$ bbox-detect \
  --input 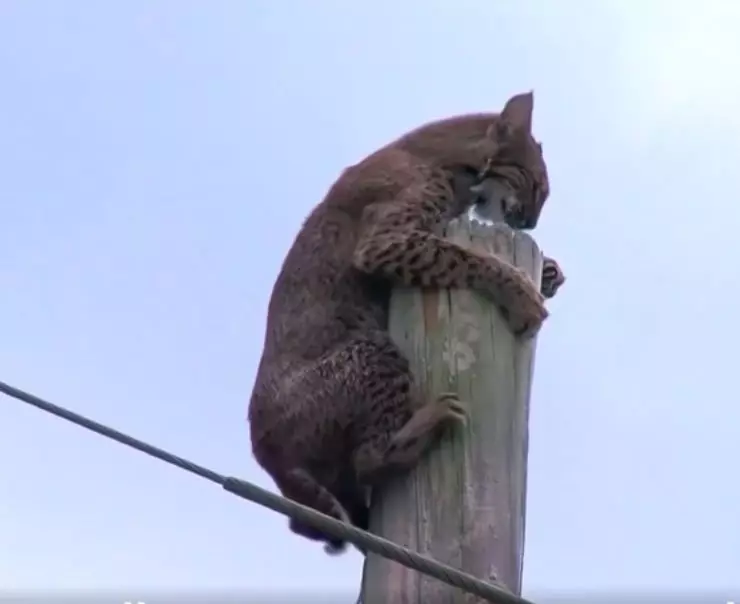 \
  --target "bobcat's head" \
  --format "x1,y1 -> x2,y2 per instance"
482,92 -> 550,230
